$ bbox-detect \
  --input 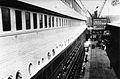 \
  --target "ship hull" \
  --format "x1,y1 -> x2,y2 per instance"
105,24 -> 120,79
